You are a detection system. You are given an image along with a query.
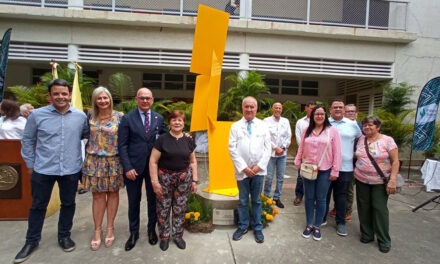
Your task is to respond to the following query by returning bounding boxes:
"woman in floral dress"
[82,87,124,251]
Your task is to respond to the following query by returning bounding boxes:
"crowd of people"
[0,79,400,263]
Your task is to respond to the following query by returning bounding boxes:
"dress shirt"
[228,117,271,181]
[294,126,342,177]
[21,104,89,175]
[0,116,26,139]
[329,117,362,171]
[264,115,292,157]
[295,116,310,146]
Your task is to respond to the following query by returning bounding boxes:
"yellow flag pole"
[71,62,83,111]
[50,60,58,79]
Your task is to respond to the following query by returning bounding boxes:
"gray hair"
[91,86,113,119]
[242,96,257,107]
[361,115,382,127]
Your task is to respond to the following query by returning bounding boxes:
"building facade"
[0,0,439,115]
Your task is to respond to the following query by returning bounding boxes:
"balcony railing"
[0,0,408,31]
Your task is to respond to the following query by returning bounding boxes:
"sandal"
[105,228,115,248]
[91,230,102,251]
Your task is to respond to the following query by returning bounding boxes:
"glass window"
[186,74,196,90]
[142,73,162,89]
[301,80,318,96]
[32,69,49,84]
[164,74,183,90]
[281,79,299,95]
[265,78,279,94]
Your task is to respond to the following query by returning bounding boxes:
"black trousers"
[125,164,157,234]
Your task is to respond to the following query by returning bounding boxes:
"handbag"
[364,137,404,190]
[300,130,330,180]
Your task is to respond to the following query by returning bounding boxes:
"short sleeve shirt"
[354,135,397,185]
[154,133,196,171]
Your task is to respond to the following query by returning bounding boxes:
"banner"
[412,77,440,151]
[0,28,12,102]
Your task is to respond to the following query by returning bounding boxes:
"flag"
[412,77,440,151]
[0,28,12,102]
[71,62,83,111]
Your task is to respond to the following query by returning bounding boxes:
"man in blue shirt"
[14,79,89,264]
[324,99,361,237]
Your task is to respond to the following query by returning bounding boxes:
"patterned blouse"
[86,111,123,156]
[354,134,397,185]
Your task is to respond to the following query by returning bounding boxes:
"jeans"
[303,169,331,227]
[295,170,304,199]
[26,171,80,245]
[324,171,353,224]
[237,175,264,231]
[264,155,286,200]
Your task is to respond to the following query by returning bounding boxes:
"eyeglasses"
[345,110,356,113]
[137,96,153,101]
[314,113,326,116]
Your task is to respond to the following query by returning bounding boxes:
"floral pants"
[157,167,192,240]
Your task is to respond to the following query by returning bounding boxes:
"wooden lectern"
[0,140,32,220]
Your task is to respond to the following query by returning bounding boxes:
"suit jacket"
[118,109,167,174]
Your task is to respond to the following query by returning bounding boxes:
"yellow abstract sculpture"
[190,5,238,196]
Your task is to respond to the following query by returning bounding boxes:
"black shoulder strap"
[364,137,388,184]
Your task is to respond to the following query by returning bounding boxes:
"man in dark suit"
[118,88,167,251]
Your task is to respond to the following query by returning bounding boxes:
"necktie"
[247,120,252,135]
[144,112,150,134]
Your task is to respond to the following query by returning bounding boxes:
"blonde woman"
[82,87,124,250]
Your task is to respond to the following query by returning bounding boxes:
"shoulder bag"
[364,137,404,190]
[300,129,330,180]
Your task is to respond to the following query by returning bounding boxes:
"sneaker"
[313,228,322,241]
[302,225,313,239]
[337,224,348,236]
[345,212,352,221]
[321,221,327,227]
[254,230,264,243]
[232,228,248,241]
[274,199,285,208]
[329,208,336,218]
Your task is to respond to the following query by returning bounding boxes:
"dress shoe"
[77,188,88,195]
[174,237,186,249]
[124,233,139,251]
[148,231,158,245]
[159,239,169,251]
[293,197,302,206]
[14,243,38,264]
[58,237,76,252]
[274,199,285,208]
[360,237,374,244]
[378,243,391,253]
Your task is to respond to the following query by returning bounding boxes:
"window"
[266,78,279,94]
[301,80,318,96]
[281,79,299,95]
[186,74,196,90]
[164,74,183,90]
[32,68,49,84]
[142,73,162,89]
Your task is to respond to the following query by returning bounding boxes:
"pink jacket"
[294,126,342,178]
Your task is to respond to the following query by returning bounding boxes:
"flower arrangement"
[260,194,279,225]
[185,194,214,233]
